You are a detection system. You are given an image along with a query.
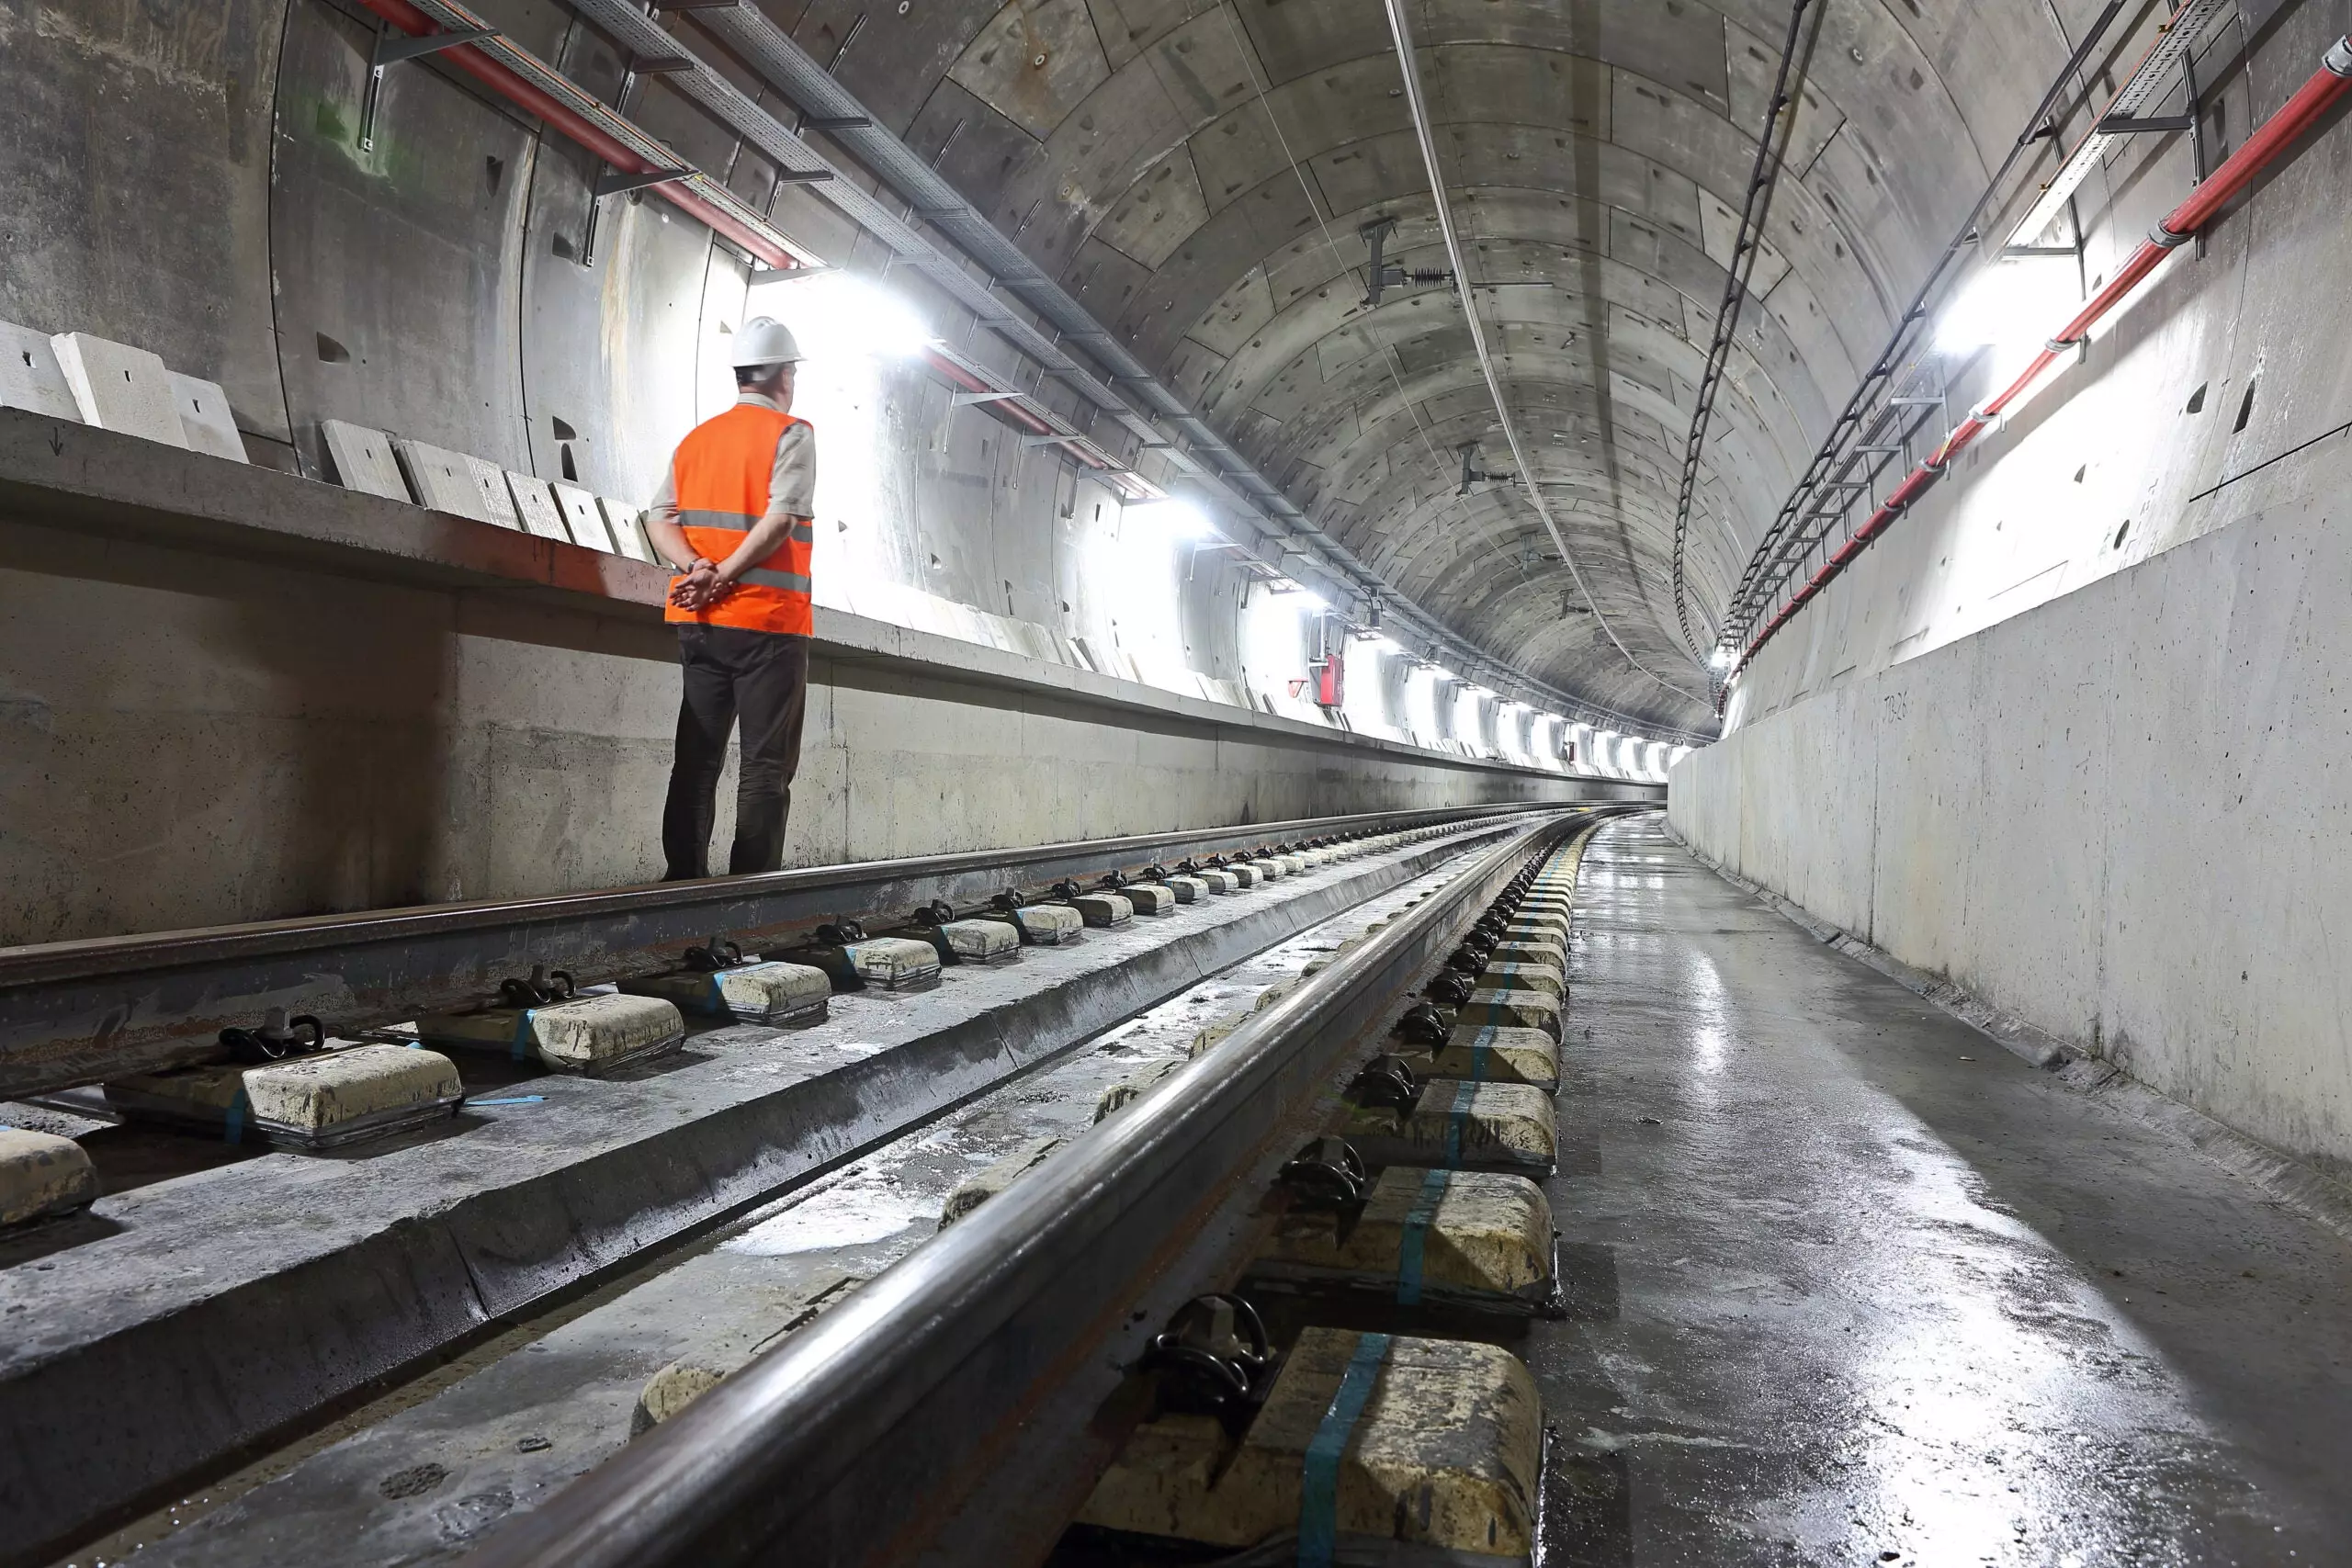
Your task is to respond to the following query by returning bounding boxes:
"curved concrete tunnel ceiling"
[0,0,2106,744]
[762,0,2093,736]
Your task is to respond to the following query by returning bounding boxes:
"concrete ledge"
[0,408,1645,791]
[0,824,1516,1563]
[1662,819,2352,1252]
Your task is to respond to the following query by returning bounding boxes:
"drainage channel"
[442,811,1617,1568]
[3,808,1592,1568]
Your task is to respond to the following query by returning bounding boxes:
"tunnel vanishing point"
[3,1,2351,1564]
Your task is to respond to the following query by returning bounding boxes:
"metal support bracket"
[805,117,874,131]
[1358,215,1453,308]
[2183,46,2209,256]
[594,168,687,199]
[2096,113,2194,133]
[360,21,500,152]
[775,168,836,184]
[579,166,688,267]
[950,391,1024,408]
[1020,434,1075,449]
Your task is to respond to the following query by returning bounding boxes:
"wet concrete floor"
[1534,816,2350,1567]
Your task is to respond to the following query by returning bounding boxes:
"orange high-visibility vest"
[664,403,814,636]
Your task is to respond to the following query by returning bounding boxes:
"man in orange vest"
[643,317,817,879]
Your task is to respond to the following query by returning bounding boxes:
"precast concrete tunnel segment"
[3,1,2351,1564]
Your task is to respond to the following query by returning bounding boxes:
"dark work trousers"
[662,626,810,879]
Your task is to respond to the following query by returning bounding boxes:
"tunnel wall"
[1678,2,2352,1179]
[0,0,1679,770]
[0,0,1668,947]
[0,500,1632,947]
[1717,3,2350,728]
[0,0,1269,761]
[1671,451,2352,1179]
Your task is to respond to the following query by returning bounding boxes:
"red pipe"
[353,0,797,270]
[361,6,1143,485]
[1727,33,2352,696]
[920,348,1113,470]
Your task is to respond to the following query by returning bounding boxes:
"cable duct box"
[1314,647,1345,707]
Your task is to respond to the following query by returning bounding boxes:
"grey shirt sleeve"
[647,464,679,527]
[763,422,816,526]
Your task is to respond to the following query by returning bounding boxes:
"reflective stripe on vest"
[680,512,817,547]
[665,404,815,637]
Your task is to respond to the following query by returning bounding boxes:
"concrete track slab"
[503,472,570,542]
[48,333,185,446]
[320,420,411,501]
[462,457,522,530]
[1533,816,2352,1564]
[551,482,614,551]
[0,321,82,421]
[595,495,655,560]
[393,436,498,523]
[165,374,246,464]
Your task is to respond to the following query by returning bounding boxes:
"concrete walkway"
[1535,814,2351,1566]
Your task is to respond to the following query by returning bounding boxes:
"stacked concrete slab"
[5,323,250,468]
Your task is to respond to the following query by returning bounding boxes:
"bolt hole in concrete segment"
[51,845,1503,1566]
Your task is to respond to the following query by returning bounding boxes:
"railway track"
[51,805,1620,1566]
[469,809,1604,1567]
[0,801,1580,1098]
[2,801,1628,1566]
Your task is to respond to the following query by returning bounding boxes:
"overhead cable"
[1378,0,1707,713]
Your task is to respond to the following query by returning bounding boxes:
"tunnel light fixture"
[747,269,935,360]
[1934,255,2080,367]
[1125,497,1218,540]
[1708,645,1733,671]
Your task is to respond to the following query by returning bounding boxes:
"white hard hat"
[731,316,803,368]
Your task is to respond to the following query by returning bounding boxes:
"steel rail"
[0,801,1616,1099]
[458,807,1595,1568]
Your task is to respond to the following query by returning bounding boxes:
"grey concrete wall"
[1722,2,2352,729]
[0,0,1274,730]
[0,0,1683,767]
[0,515,1625,946]
[1677,2,2352,1182]
[1671,457,2352,1180]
